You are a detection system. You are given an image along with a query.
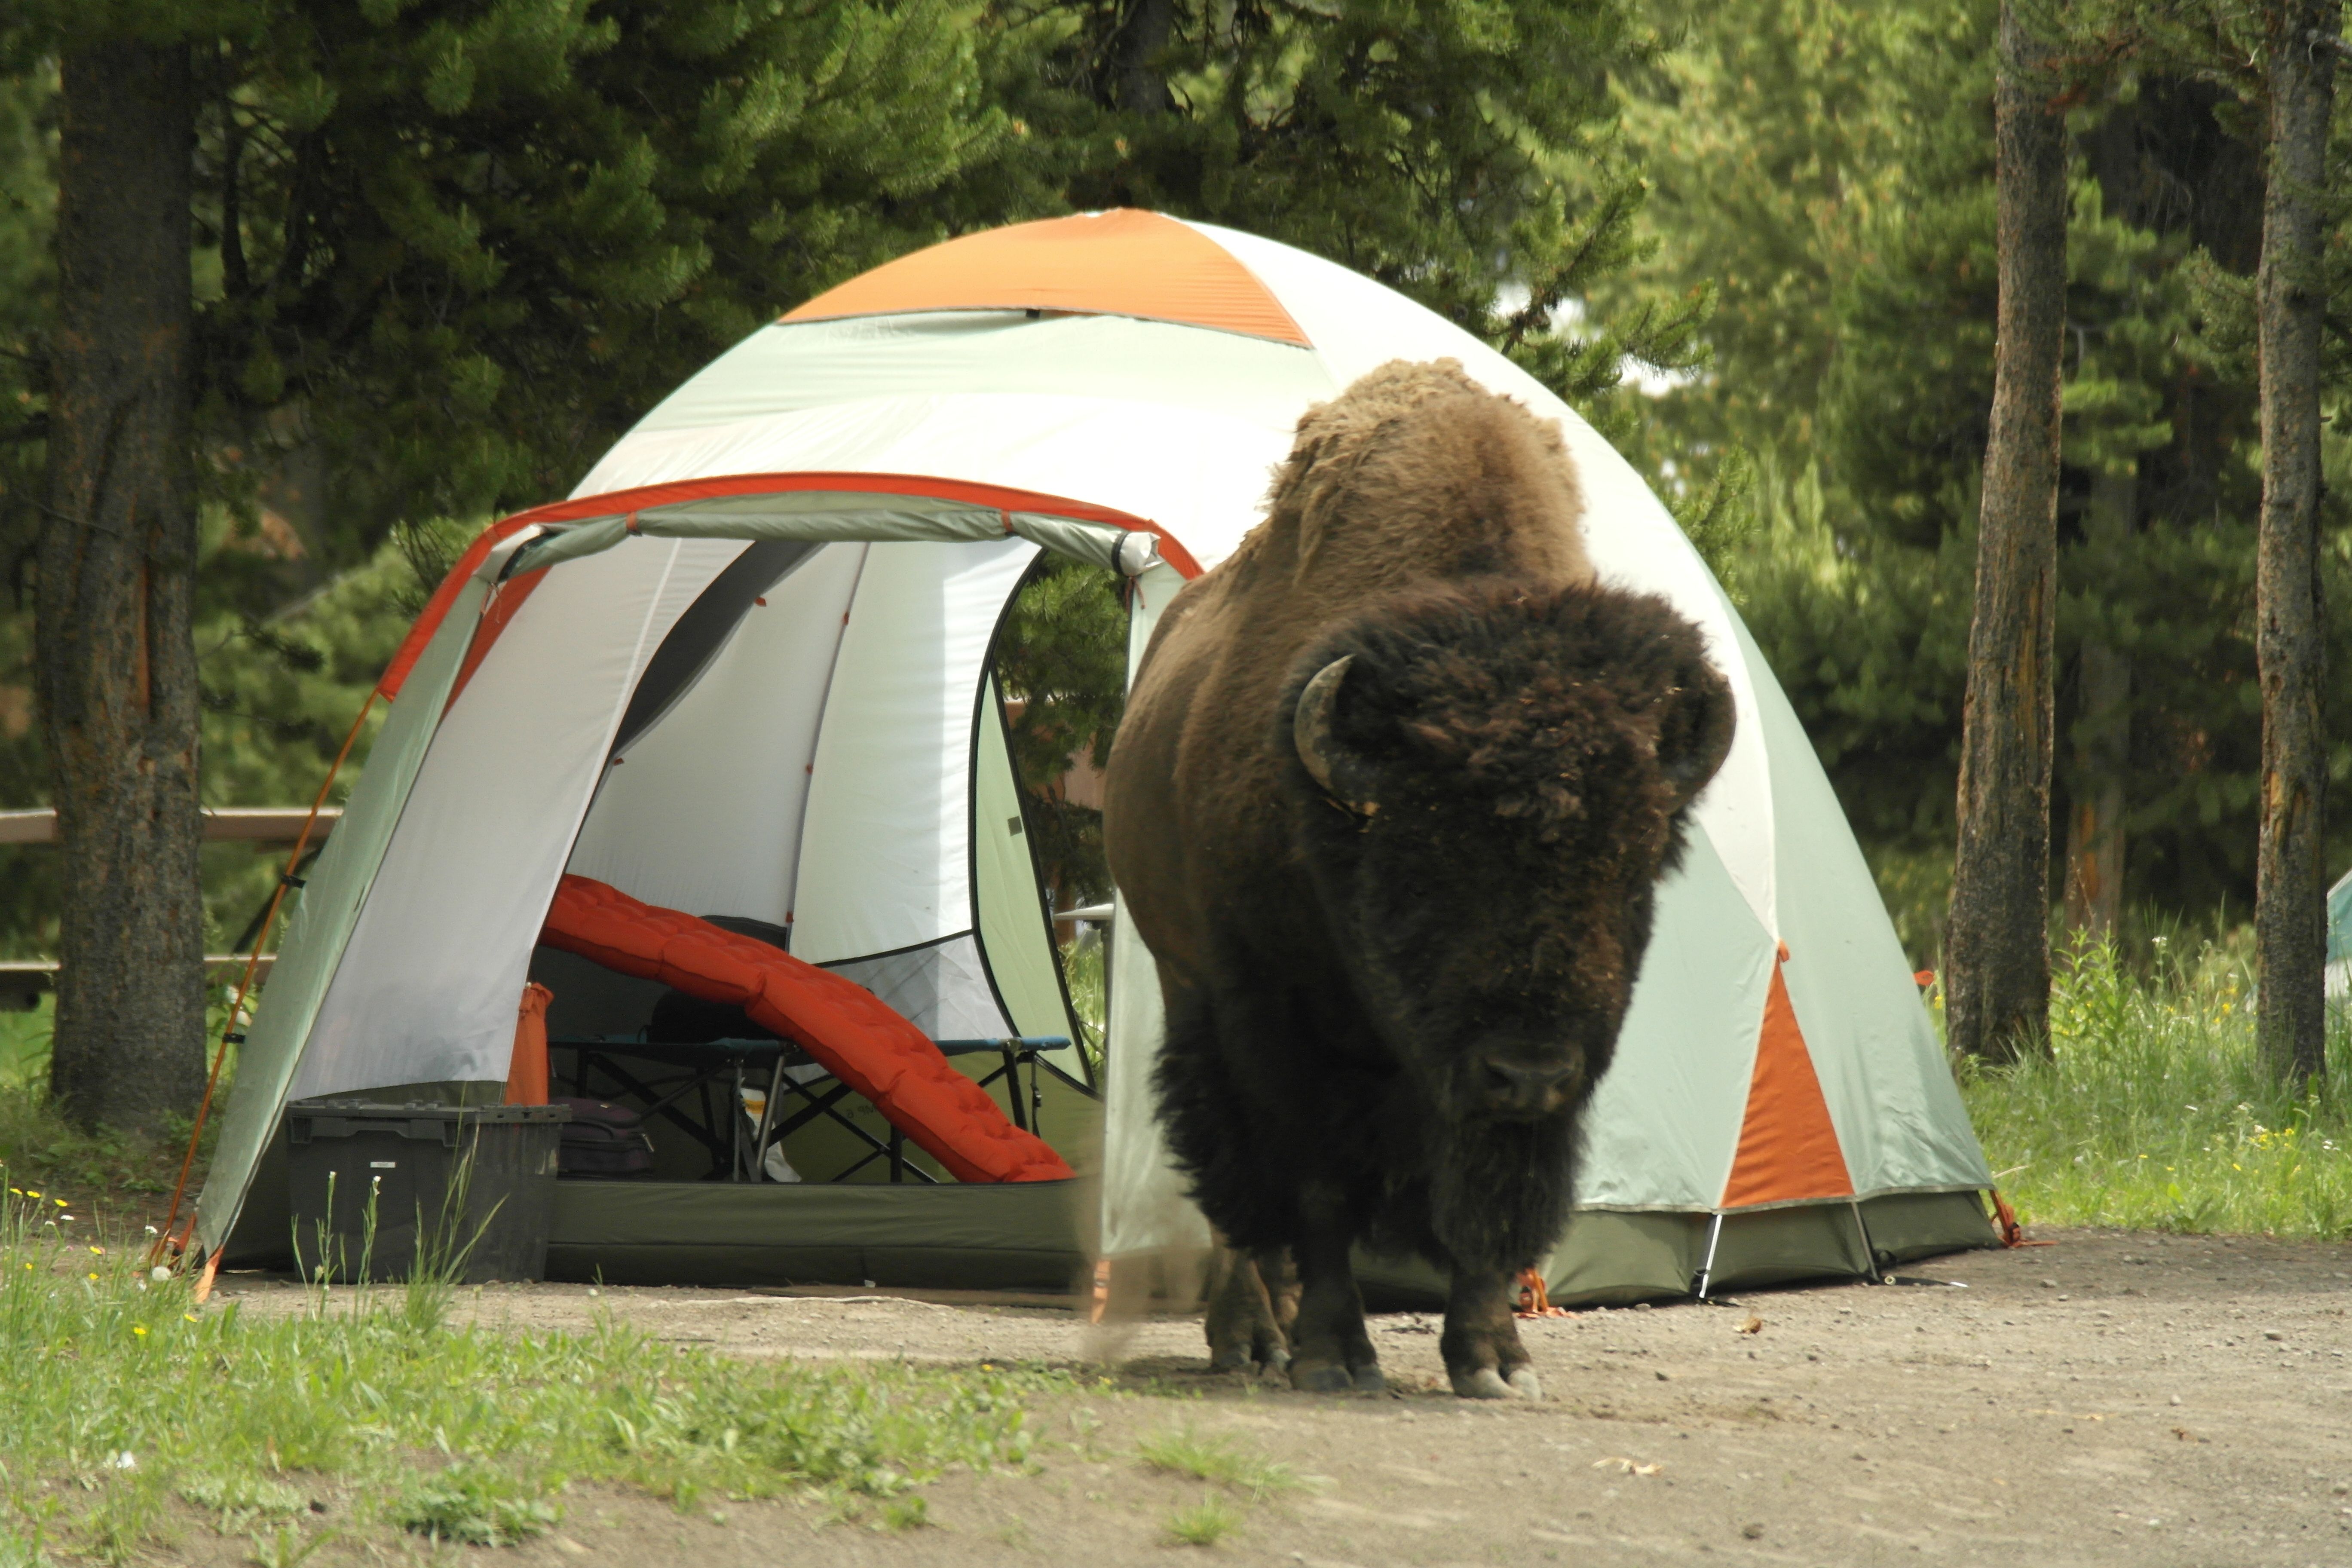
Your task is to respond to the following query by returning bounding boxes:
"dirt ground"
[192,1225,2352,1568]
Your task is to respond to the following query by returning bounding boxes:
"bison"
[1101,359,1735,1399]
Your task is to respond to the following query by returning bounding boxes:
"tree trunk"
[2062,471,2134,946]
[1118,0,1175,115]
[1946,0,2068,1063]
[36,42,206,1133]
[2254,0,2337,1088]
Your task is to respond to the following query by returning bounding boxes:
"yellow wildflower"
[132,1326,146,1337]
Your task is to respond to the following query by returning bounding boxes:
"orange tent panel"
[781,209,1312,347]
[1719,952,1853,1209]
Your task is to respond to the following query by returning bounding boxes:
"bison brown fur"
[1103,360,1734,1399]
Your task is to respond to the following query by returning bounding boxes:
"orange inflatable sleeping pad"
[539,874,1073,1184]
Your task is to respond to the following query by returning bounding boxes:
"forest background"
[0,0,2332,980]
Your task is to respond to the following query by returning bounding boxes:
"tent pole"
[732,1061,746,1181]
[1851,1199,1884,1283]
[1692,1211,1726,1300]
[751,1052,787,1183]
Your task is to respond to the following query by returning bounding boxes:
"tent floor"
[1364,1188,1999,1309]
[546,1178,1094,1293]
[542,1181,1997,1308]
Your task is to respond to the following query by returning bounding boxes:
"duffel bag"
[554,1096,655,1177]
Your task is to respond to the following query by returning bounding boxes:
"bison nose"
[1475,1055,1580,1118]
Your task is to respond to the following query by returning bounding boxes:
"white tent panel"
[1189,220,1780,938]
[1099,562,1212,1259]
[566,542,868,926]
[292,537,739,1097]
[824,934,1010,1042]
[790,538,1040,965]
[193,572,492,1256]
[575,393,1291,574]
[628,312,1335,439]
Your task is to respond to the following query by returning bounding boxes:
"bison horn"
[1293,656,1381,817]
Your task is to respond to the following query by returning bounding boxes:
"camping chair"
[551,1032,1072,1183]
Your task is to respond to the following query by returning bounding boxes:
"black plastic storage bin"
[285,1100,569,1283]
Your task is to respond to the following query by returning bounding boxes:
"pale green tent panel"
[974,670,1104,1176]
[974,675,1080,1044]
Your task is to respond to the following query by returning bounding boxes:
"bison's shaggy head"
[1283,578,1734,1129]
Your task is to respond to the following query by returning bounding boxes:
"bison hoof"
[1452,1367,1513,1400]
[1351,1365,1387,1394]
[1210,1350,1289,1380]
[1506,1367,1543,1400]
[1290,1359,1357,1394]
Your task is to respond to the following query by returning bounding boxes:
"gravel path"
[210,1225,2352,1565]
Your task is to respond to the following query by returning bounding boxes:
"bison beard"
[1146,576,1732,1399]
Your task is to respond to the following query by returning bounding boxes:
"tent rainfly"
[193,209,1998,1303]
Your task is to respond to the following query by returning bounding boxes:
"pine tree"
[1,0,1005,1130]
[974,0,1709,427]
[1617,0,2313,965]
[4,0,1725,1130]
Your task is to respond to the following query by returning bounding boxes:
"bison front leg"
[1203,1239,1298,1375]
[1441,1267,1540,1400]
[1287,1182,1383,1394]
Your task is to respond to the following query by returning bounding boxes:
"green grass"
[1959,932,2352,1237]
[0,999,50,1084]
[1161,1494,1243,1547]
[0,992,240,1217]
[1138,1426,1295,1550]
[0,1184,1056,1562]
[389,1463,560,1546]
[1136,1427,1298,1500]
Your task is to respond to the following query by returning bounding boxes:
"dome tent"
[193,210,1996,1301]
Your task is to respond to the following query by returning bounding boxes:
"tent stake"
[1692,1212,1726,1300]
